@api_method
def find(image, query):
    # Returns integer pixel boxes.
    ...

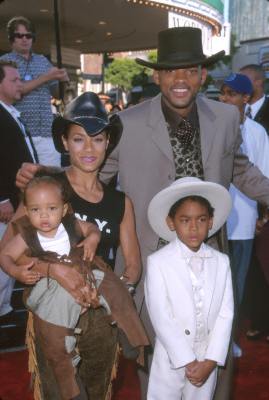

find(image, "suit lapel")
[165,241,218,318]
[0,104,21,132]
[165,240,194,306]
[147,94,219,168]
[255,97,269,124]
[0,104,34,162]
[203,246,217,318]
[148,94,174,163]
[196,95,217,168]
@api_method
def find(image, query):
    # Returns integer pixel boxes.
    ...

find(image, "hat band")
[72,116,109,123]
[158,51,206,64]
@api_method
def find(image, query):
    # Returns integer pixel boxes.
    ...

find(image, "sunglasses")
[14,32,33,39]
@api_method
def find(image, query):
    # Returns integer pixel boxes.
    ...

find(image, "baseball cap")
[223,73,253,95]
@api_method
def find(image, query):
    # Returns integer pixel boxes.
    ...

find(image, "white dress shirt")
[227,117,269,240]
[178,241,210,360]
[246,95,266,119]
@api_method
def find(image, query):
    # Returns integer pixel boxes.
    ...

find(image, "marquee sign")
[126,0,223,33]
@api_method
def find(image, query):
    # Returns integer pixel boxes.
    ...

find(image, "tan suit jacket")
[101,93,269,317]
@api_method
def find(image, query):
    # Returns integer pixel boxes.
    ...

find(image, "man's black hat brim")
[136,50,225,70]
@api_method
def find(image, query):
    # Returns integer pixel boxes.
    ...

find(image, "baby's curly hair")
[23,170,70,205]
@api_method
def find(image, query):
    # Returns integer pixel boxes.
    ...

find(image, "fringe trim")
[26,312,42,400]
[105,343,120,400]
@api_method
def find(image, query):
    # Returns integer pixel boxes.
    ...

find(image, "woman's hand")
[49,262,92,307]
[120,196,142,284]
[81,284,100,308]
[255,217,269,235]
[34,259,96,307]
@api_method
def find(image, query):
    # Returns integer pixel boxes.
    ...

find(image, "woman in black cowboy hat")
[51,92,142,398]
[1,92,142,400]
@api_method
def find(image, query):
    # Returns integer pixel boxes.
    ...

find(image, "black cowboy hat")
[52,92,122,154]
[136,27,224,70]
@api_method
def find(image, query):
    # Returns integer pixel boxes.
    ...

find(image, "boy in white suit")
[145,177,234,400]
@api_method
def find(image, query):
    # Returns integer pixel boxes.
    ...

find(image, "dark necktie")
[175,118,194,147]
[18,117,39,163]
[245,105,252,119]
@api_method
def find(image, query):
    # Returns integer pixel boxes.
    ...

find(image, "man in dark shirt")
[240,64,269,342]
[0,60,35,331]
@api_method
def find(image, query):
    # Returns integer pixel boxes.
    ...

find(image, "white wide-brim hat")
[148,177,232,242]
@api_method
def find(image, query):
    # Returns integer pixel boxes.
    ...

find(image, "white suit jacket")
[144,239,234,369]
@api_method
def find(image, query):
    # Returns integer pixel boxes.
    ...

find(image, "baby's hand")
[15,261,41,285]
[186,359,216,387]
[77,230,101,261]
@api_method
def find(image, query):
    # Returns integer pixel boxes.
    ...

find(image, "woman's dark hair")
[23,171,70,205]
[168,195,214,219]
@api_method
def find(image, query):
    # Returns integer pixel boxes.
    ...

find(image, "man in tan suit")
[100,27,269,399]
[13,27,269,399]
[102,27,269,313]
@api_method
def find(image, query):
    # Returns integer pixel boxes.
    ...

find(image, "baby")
[0,173,148,399]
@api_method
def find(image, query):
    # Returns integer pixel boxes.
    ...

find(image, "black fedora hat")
[136,27,224,70]
[52,92,122,154]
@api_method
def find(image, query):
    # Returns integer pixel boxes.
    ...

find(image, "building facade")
[82,0,229,95]
[230,0,269,76]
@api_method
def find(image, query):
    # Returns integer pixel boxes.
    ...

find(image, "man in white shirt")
[0,60,36,331]
[219,73,269,354]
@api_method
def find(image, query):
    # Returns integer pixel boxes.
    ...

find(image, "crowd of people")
[0,14,269,400]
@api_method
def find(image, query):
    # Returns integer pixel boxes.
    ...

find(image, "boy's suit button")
[184,329,190,335]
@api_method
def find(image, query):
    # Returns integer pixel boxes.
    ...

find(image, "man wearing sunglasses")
[0,16,69,166]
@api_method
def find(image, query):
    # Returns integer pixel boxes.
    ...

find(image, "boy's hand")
[77,230,101,261]
[186,359,217,387]
[185,359,198,375]
[14,261,41,285]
